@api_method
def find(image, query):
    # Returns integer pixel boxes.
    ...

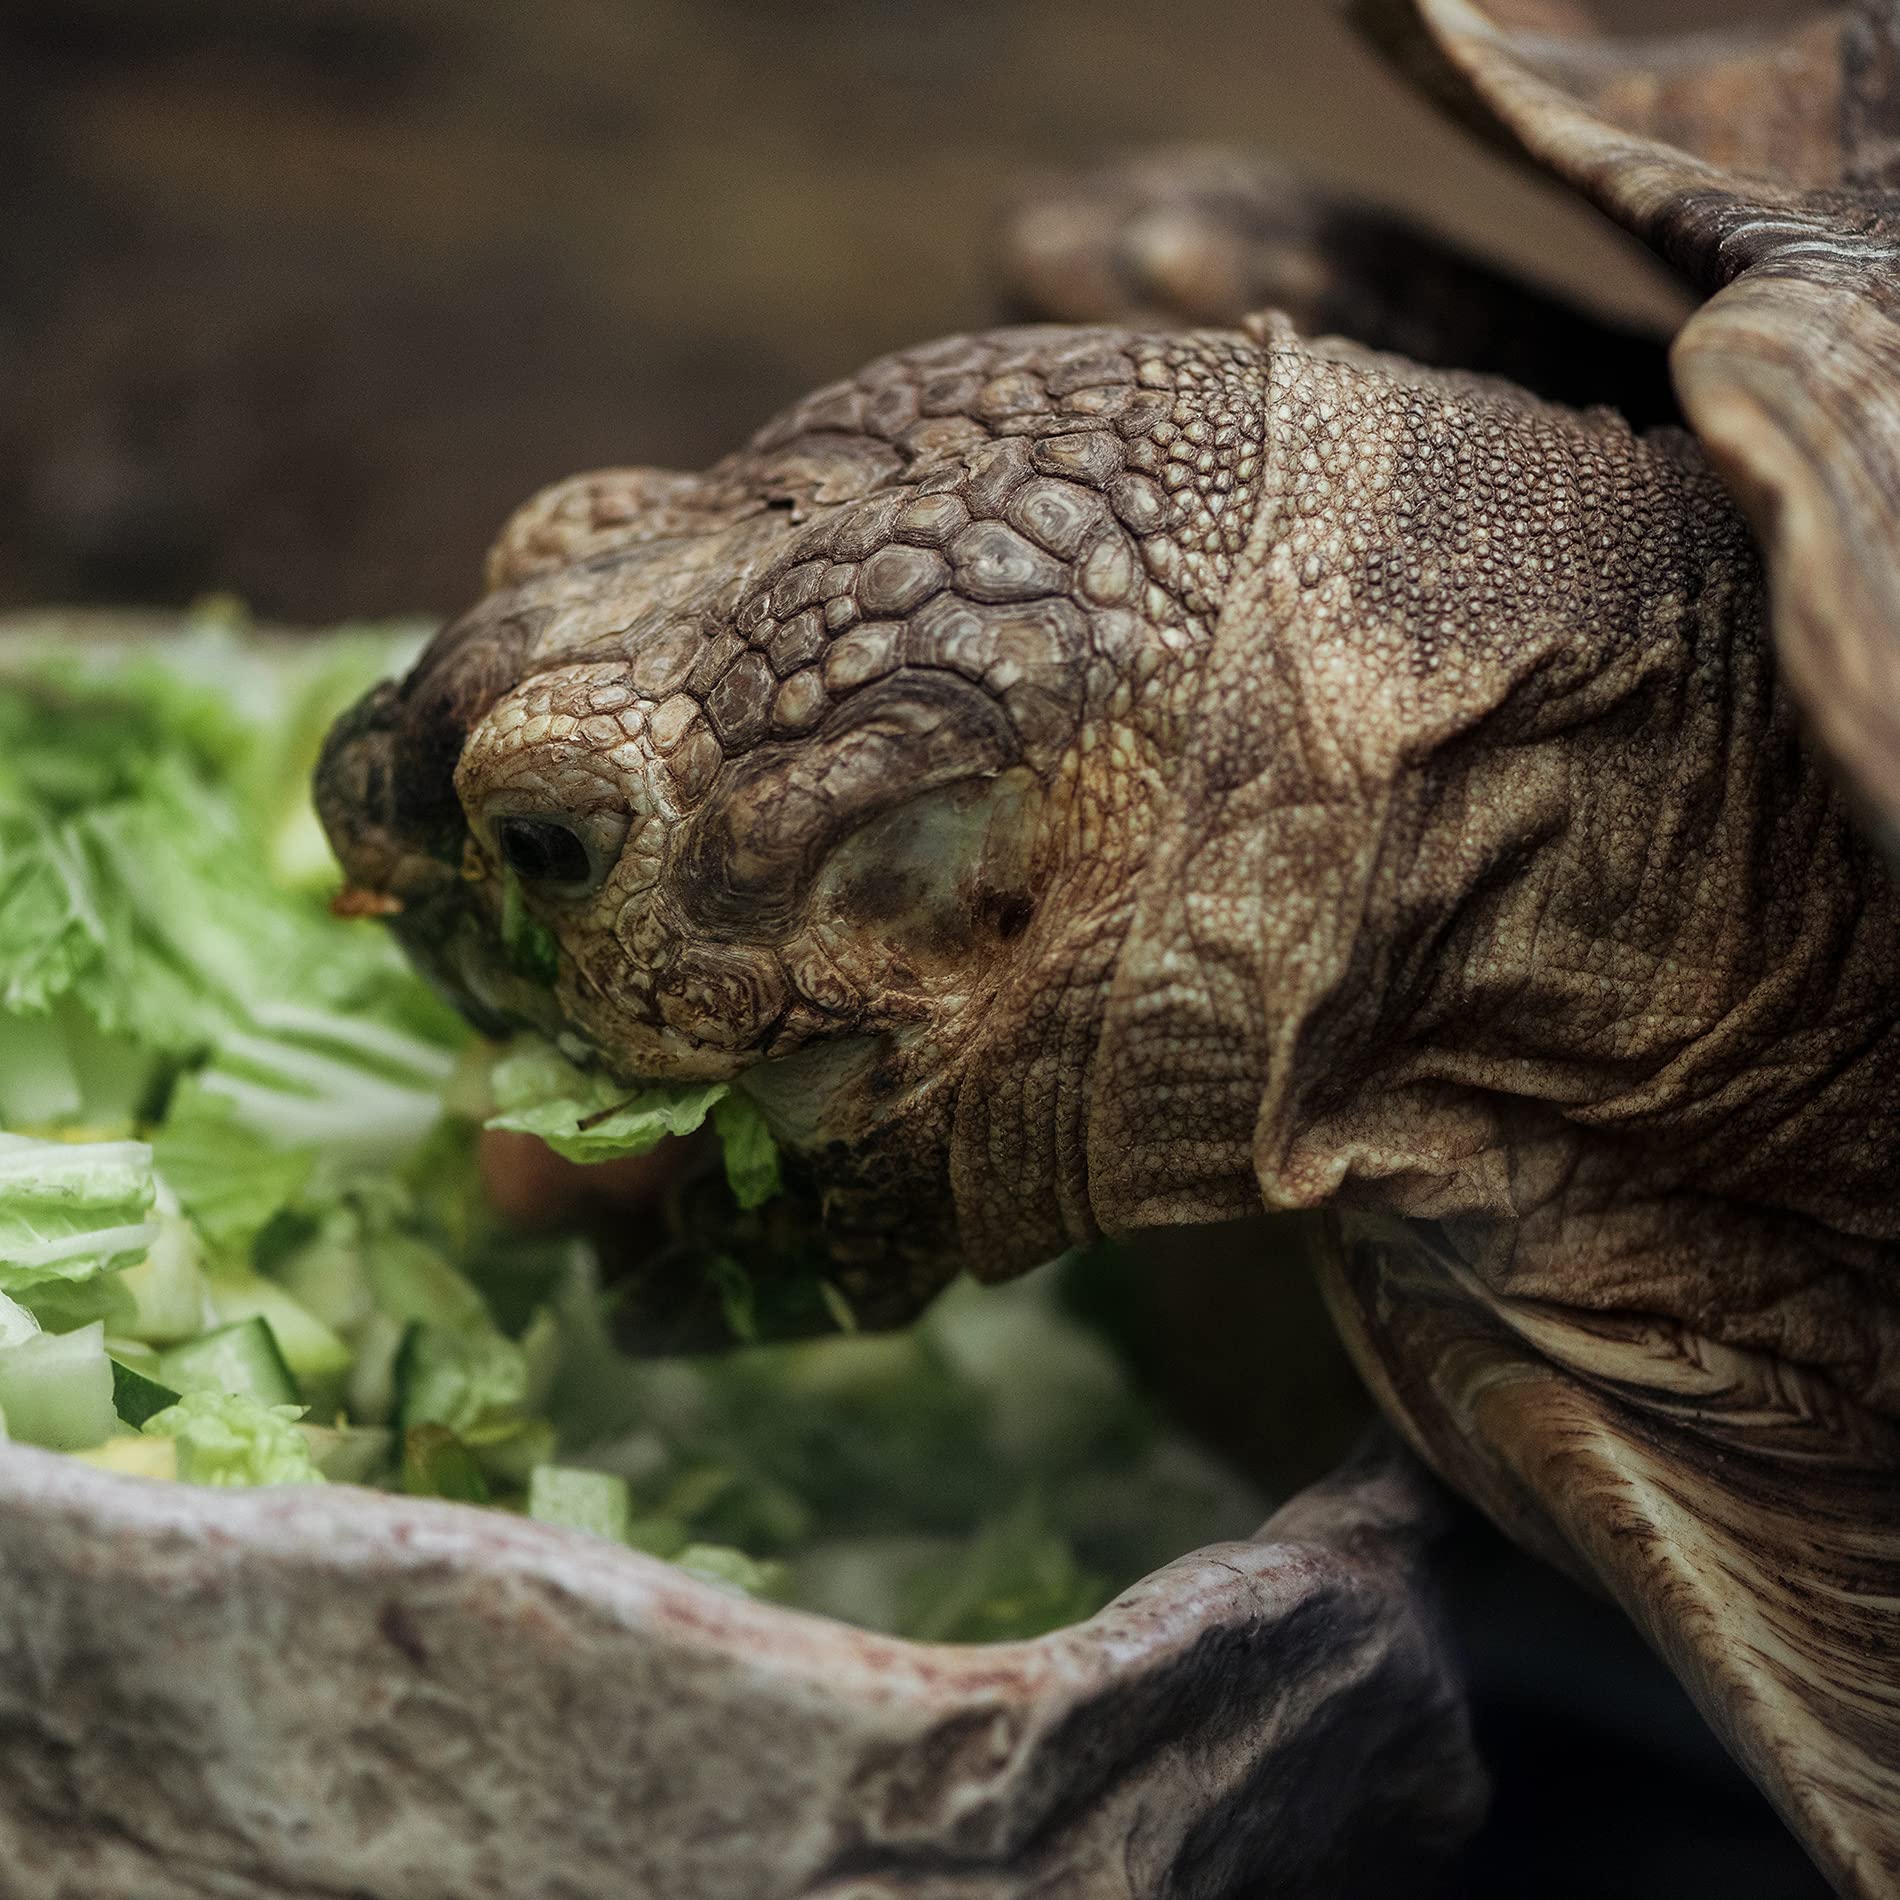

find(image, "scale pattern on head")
[320,325,1270,1104]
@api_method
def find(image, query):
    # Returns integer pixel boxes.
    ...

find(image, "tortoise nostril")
[314,685,400,859]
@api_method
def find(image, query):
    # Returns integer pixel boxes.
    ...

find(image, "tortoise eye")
[495,816,592,886]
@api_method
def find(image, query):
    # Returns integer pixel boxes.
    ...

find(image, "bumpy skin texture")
[320,309,1900,1385]
[323,322,1281,1319]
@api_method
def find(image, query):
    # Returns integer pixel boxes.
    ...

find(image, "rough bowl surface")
[0,1440,1479,1899]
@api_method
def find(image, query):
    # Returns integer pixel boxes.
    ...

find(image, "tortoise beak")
[314,652,566,1046]
[314,680,440,909]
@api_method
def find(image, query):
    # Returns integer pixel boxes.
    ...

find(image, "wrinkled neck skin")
[1086,327,1900,1416]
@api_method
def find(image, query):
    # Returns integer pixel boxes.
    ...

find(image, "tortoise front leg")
[1318,1212,1900,1899]
[997,147,1679,422]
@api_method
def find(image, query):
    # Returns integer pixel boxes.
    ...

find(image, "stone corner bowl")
[0,1439,1481,1899]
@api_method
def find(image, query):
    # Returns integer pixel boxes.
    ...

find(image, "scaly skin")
[318,313,1900,1412]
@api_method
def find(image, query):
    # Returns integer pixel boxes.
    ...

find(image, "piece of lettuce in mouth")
[484,1036,781,1209]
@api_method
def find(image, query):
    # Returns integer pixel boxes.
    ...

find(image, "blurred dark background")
[0,1,1830,1893]
[0,0,1708,622]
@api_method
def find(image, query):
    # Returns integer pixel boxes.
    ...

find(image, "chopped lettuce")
[0,1133,158,1293]
[398,1423,489,1501]
[486,1037,728,1165]
[114,1197,213,1343]
[0,614,460,1091]
[528,1463,632,1541]
[486,1035,781,1209]
[396,1319,529,1438]
[142,1388,324,1487]
[0,1290,40,1348]
[152,1082,317,1265]
[710,1094,781,1210]
[0,999,157,1132]
[501,870,560,984]
[896,1496,1106,1644]
[191,1006,455,1168]
[0,1320,119,1449]
[674,1543,788,1600]
[0,616,1264,1643]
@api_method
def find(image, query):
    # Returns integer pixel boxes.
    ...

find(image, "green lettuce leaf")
[0,1132,158,1292]
[0,631,464,1069]
[397,1319,529,1438]
[0,1289,41,1348]
[484,1037,783,1199]
[189,1003,455,1168]
[501,871,560,984]
[6,610,429,898]
[485,1037,727,1165]
[152,1081,318,1265]
[711,1093,781,1209]
[0,617,1270,1644]
[674,1542,789,1600]
[0,807,98,1020]
[0,997,162,1134]
[142,1387,324,1487]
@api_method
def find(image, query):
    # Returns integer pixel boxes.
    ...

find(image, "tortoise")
[297,0,1900,1891]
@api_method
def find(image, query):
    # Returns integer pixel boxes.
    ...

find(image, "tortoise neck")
[1086,338,1900,1252]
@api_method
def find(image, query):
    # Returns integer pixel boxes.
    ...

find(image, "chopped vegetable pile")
[0,611,1260,1640]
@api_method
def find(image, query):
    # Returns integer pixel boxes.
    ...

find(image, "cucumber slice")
[209,1274,350,1414]
[110,1357,182,1428]
[159,1316,300,1406]
[115,1213,210,1344]
[0,1321,118,1449]
[528,1465,633,1543]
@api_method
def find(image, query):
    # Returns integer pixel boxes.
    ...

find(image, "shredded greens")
[0,1134,159,1291]
[485,1035,781,1208]
[145,1389,325,1488]
[0,611,1260,1640]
